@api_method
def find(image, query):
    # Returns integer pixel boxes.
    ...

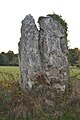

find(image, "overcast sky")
[0,0,80,53]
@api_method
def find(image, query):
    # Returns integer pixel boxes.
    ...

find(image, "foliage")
[0,66,80,120]
[69,66,80,78]
[0,50,19,66]
[68,48,80,66]
[77,52,80,67]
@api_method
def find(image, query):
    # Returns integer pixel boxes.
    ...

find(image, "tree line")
[0,48,80,67]
[0,50,18,66]
[68,48,80,67]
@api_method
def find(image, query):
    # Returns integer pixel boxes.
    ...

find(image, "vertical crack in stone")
[18,14,68,93]
[18,14,69,115]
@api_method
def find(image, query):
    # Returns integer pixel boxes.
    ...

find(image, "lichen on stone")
[18,14,69,116]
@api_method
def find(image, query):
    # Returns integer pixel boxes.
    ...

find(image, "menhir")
[18,14,68,94]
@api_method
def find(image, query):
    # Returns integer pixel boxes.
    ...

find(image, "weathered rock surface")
[38,16,68,91]
[18,15,41,90]
[18,14,69,116]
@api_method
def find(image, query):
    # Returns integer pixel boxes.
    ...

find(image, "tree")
[68,48,80,66]
[6,50,14,62]
[0,52,9,66]
[76,52,80,67]
[0,51,19,66]
[10,55,19,66]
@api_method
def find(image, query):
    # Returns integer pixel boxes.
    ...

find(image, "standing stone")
[18,14,69,116]
[18,14,41,91]
[38,16,68,92]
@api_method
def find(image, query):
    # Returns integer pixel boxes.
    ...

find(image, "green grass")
[0,66,80,120]
[69,66,80,78]
[0,66,19,81]
[0,66,19,74]
[0,66,20,120]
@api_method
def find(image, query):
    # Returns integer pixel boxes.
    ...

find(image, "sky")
[0,0,80,53]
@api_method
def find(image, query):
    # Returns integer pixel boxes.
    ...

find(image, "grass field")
[0,66,19,74]
[69,66,80,78]
[0,66,80,120]
[0,66,19,81]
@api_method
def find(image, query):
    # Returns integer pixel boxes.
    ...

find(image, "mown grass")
[0,66,19,81]
[0,66,80,120]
